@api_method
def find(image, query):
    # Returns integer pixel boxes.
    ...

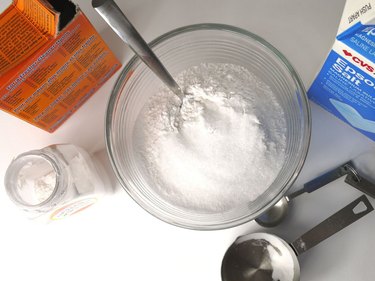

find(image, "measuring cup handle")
[290,195,373,256]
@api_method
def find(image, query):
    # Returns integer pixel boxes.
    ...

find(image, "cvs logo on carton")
[342,49,375,73]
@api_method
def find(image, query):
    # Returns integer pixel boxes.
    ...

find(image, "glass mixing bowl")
[105,23,311,230]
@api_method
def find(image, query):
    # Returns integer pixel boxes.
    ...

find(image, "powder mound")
[135,63,286,213]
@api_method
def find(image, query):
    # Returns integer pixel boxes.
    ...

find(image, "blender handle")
[290,195,373,256]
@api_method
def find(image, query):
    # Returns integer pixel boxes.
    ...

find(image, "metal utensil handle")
[291,195,373,256]
[92,0,183,98]
[292,161,353,199]
[345,172,375,199]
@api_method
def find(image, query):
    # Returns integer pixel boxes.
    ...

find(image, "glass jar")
[4,144,110,222]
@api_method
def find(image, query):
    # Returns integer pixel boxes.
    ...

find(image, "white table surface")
[1,0,375,280]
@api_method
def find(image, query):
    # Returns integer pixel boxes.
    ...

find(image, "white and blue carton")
[308,0,375,140]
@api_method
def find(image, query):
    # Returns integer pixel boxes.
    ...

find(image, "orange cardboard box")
[0,0,121,132]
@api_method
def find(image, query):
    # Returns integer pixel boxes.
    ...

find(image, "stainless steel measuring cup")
[222,195,373,281]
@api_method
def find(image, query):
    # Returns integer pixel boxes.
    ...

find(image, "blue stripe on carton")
[337,22,375,63]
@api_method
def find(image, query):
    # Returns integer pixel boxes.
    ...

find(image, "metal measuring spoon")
[256,161,375,227]
[92,0,184,101]
[222,195,373,281]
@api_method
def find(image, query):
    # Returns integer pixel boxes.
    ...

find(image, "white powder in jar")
[135,63,287,212]
[16,159,57,205]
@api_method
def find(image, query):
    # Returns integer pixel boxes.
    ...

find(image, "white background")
[1,0,375,280]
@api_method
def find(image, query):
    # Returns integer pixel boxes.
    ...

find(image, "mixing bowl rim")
[105,23,311,230]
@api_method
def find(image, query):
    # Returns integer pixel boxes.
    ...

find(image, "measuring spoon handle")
[289,161,353,200]
[291,195,373,256]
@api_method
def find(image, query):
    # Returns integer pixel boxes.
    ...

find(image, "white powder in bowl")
[134,63,286,212]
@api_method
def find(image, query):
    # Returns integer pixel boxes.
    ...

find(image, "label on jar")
[49,197,98,220]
